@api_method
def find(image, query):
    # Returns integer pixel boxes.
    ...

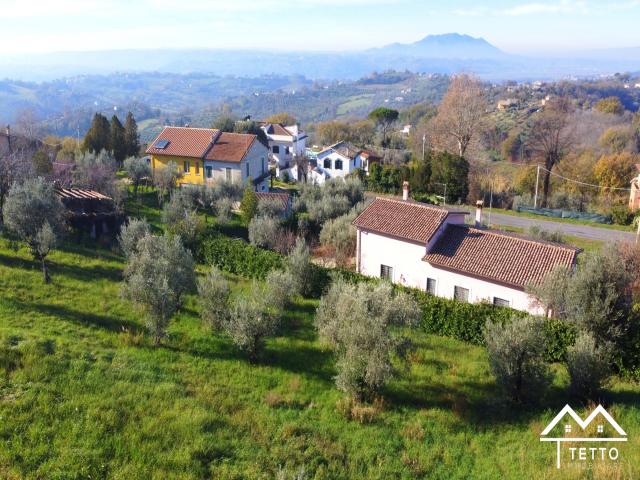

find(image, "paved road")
[484,211,636,243]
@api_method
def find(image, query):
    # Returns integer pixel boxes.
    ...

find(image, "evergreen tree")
[110,115,126,164]
[124,112,140,158]
[240,181,258,224]
[82,113,111,153]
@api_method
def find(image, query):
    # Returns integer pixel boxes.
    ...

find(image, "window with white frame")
[426,278,437,295]
[183,161,190,173]
[380,264,393,281]
[205,166,213,179]
[454,286,469,302]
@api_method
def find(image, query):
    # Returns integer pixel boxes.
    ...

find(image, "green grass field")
[1,241,639,479]
[485,207,634,232]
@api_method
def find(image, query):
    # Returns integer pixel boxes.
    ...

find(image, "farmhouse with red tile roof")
[353,196,580,313]
[146,126,270,190]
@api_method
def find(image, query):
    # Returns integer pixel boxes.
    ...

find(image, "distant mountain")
[372,33,505,59]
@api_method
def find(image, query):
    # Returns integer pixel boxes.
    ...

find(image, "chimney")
[402,181,410,201]
[475,200,484,227]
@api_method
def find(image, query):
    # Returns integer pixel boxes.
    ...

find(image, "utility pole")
[533,164,540,209]
[488,180,493,227]
[443,183,447,207]
[76,124,80,149]
[422,134,426,162]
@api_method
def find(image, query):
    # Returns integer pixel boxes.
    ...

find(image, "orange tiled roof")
[424,224,580,289]
[145,126,218,158]
[256,192,290,211]
[353,197,460,243]
[205,132,256,163]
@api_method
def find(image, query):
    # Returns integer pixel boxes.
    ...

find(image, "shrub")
[484,315,551,403]
[320,210,358,265]
[118,218,150,258]
[162,191,203,250]
[123,156,151,194]
[316,278,420,401]
[248,215,281,249]
[566,332,611,400]
[240,185,258,224]
[154,161,182,204]
[527,225,565,244]
[224,283,280,361]
[198,266,231,330]
[200,236,283,280]
[609,205,634,226]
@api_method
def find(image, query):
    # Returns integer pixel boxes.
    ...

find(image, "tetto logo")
[540,404,627,469]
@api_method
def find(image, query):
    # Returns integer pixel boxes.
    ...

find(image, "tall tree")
[123,112,140,158]
[527,97,574,207]
[428,74,487,158]
[82,113,111,153]
[429,151,469,203]
[110,115,126,164]
[368,107,399,147]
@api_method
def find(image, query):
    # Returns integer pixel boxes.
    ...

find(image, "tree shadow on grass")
[5,297,141,334]
[0,252,123,283]
[278,301,318,342]
[262,342,335,383]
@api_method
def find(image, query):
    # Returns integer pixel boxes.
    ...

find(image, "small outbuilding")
[55,187,121,238]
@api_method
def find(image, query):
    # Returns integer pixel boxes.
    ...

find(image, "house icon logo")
[540,404,627,469]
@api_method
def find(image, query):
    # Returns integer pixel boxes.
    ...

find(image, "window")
[273,145,280,154]
[323,158,331,169]
[380,264,393,281]
[195,162,200,175]
[285,146,290,154]
[245,162,250,177]
[426,278,437,295]
[225,168,232,182]
[183,161,190,173]
[334,159,343,170]
[261,157,265,173]
[454,286,469,302]
[205,166,213,179]
[493,297,510,308]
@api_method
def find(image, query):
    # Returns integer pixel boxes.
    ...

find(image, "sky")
[0,0,639,55]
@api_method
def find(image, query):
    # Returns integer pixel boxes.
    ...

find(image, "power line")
[540,165,632,192]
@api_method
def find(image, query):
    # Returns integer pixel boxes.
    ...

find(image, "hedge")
[199,235,576,361]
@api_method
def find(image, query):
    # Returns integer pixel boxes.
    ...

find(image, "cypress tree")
[110,115,126,164]
[124,112,140,158]
[82,113,111,153]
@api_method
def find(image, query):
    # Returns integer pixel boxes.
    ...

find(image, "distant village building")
[146,126,270,191]
[259,123,307,179]
[312,141,380,185]
[353,192,580,314]
[497,98,518,111]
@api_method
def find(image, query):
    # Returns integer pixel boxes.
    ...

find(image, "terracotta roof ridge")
[162,126,218,132]
[448,223,581,252]
[372,196,452,213]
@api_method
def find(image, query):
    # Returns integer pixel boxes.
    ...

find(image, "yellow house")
[146,126,270,189]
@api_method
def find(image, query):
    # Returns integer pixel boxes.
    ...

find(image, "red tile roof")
[263,123,294,137]
[423,224,580,290]
[353,197,461,244]
[145,127,219,158]
[205,132,256,163]
[55,187,112,201]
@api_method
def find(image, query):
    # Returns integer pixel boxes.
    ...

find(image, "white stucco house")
[353,192,580,314]
[313,141,380,184]
[260,123,307,178]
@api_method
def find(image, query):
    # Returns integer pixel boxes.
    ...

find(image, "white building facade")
[354,196,579,314]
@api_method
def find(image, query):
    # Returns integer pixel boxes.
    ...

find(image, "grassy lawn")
[484,206,633,232]
[493,224,604,254]
[1,237,639,479]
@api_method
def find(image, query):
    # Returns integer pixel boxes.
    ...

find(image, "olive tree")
[124,156,151,195]
[286,239,314,297]
[198,266,231,331]
[224,282,280,362]
[118,218,151,259]
[162,192,202,250]
[484,315,551,403]
[2,177,66,283]
[566,332,611,400]
[122,233,195,345]
[265,269,298,311]
[248,215,281,249]
[154,161,182,204]
[315,279,420,401]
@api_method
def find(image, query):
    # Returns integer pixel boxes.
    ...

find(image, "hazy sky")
[1,0,639,54]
